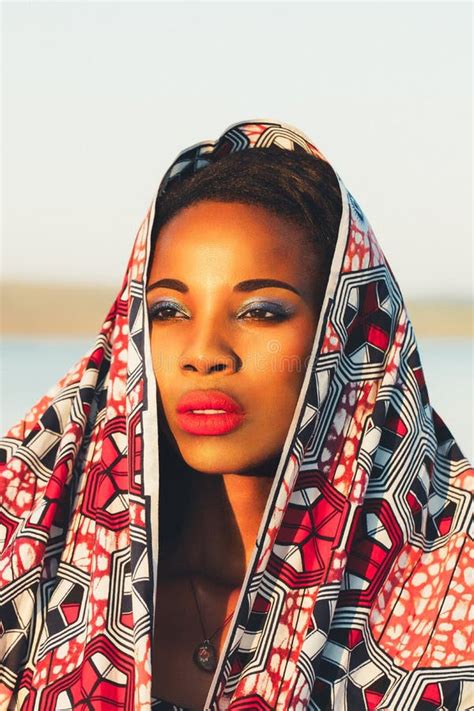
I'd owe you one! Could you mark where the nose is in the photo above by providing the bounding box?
[179,321,241,376]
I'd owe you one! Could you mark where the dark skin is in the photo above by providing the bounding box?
[146,201,325,709]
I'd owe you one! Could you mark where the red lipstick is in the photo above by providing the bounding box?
[176,389,245,436]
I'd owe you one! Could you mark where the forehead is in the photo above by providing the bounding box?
[148,201,318,286]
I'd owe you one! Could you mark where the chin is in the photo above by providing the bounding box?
[178,446,247,475]
[177,441,281,478]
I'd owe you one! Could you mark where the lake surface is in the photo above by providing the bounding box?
[1,336,472,462]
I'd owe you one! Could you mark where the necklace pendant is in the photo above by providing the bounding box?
[193,639,217,673]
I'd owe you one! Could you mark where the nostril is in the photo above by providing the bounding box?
[179,353,241,374]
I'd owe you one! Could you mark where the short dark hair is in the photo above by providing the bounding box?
[151,146,342,274]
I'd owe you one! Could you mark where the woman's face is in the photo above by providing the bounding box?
[147,201,325,476]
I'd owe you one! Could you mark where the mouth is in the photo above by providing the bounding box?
[176,390,246,436]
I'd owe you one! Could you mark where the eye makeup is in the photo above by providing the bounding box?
[147,297,296,322]
[148,299,190,320]
[235,299,295,320]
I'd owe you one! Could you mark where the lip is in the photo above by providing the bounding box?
[176,389,246,436]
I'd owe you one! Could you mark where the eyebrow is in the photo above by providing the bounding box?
[146,278,301,297]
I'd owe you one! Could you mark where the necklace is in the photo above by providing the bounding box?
[188,574,236,673]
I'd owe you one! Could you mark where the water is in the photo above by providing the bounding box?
[1,336,472,461]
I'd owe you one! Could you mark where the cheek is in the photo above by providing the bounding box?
[251,324,315,380]
[149,329,180,384]
[149,335,176,415]
[248,328,315,418]
[150,331,169,372]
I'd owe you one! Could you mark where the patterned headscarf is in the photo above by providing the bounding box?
[1,121,472,710]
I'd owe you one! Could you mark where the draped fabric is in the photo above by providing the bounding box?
[1,121,472,711]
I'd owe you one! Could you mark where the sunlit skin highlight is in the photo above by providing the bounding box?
[147,201,325,708]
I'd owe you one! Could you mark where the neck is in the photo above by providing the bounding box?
[160,468,275,587]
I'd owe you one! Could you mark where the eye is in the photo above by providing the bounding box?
[148,301,189,321]
[237,302,292,322]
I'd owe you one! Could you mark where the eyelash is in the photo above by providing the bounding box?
[148,300,292,323]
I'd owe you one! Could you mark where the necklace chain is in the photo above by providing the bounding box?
[188,574,235,643]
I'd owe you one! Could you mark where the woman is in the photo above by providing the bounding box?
[0,120,472,711]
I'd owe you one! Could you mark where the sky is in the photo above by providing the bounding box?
[2,1,472,299]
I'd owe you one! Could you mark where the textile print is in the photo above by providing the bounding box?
[0,121,472,710]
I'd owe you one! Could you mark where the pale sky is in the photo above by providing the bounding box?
[2,1,472,299]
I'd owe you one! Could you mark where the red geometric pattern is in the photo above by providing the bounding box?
[342,498,404,606]
[29,636,135,711]
[1,121,472,710]
[269,470,348,589]
[82,418,129,531]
